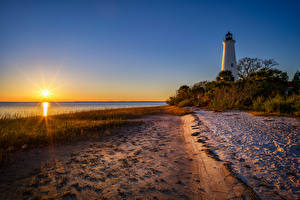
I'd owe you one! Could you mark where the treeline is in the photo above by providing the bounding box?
[167,57,300,116]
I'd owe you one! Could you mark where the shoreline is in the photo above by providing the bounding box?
[0,101,166,104]
[0,102,167,119]
[0,106,191,164]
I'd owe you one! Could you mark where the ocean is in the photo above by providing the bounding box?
[0,101,166,118]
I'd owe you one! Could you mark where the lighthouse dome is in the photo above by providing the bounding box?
[225,32,233,40]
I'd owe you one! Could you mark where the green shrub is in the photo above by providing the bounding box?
[262,96,294,114]
[252,96,265,111]
[167,65,299,116]
[177,99,193,107]
[166,96,176,105]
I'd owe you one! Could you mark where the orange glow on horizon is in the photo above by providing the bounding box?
[0,65,170,102]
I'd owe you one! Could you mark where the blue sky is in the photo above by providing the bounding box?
[0,0,299,101]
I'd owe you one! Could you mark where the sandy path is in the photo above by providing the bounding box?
[181,114,256,200]
[0,114,254,200]
[0,115,195,200]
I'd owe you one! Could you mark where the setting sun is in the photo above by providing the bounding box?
[42,90,50,97]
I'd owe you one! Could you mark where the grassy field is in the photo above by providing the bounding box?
[0,106,192,163]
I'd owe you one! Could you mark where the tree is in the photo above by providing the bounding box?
[194,81,208,88]
[293,70,300,82]
[176,85,190,99]
[249,68,288,82]
[292,70,300,93]
[190,85,205,102]
[191,85,205,96]
[237,57,278,79]
[216,70,234,82]
[248,68,288,97]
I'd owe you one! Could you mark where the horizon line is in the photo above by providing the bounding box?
[0,100,167,103]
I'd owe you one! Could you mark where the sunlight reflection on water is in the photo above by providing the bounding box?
[42,102,48,117]
[0,102,166,118]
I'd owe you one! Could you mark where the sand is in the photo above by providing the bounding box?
[0,114,254,200]
[193,110,299,199]
[182,114,256,200]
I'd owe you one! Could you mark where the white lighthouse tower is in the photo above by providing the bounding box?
[221,32,238,80]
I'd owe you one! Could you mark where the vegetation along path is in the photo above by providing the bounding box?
[0,114,255,200]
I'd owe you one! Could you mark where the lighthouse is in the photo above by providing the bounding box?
[221,32,238,80]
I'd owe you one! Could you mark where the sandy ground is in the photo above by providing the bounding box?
[181,114,256,200]
[0,114,254,200]
[193,110,300,199]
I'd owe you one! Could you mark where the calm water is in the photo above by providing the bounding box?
[0,102,166,118]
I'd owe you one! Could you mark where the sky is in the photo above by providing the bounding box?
[0,0,299,102]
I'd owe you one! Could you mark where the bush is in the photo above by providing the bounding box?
[166,96,176,105]
[167,64,300,116]
[261,96,294,114]
[177,99,193,107]
[252,96,265,111]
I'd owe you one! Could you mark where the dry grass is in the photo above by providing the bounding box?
[248,111,300,119]
[163,106,193,116]
[0,106,192,163]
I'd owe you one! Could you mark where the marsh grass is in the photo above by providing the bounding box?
[0,106,191,163]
